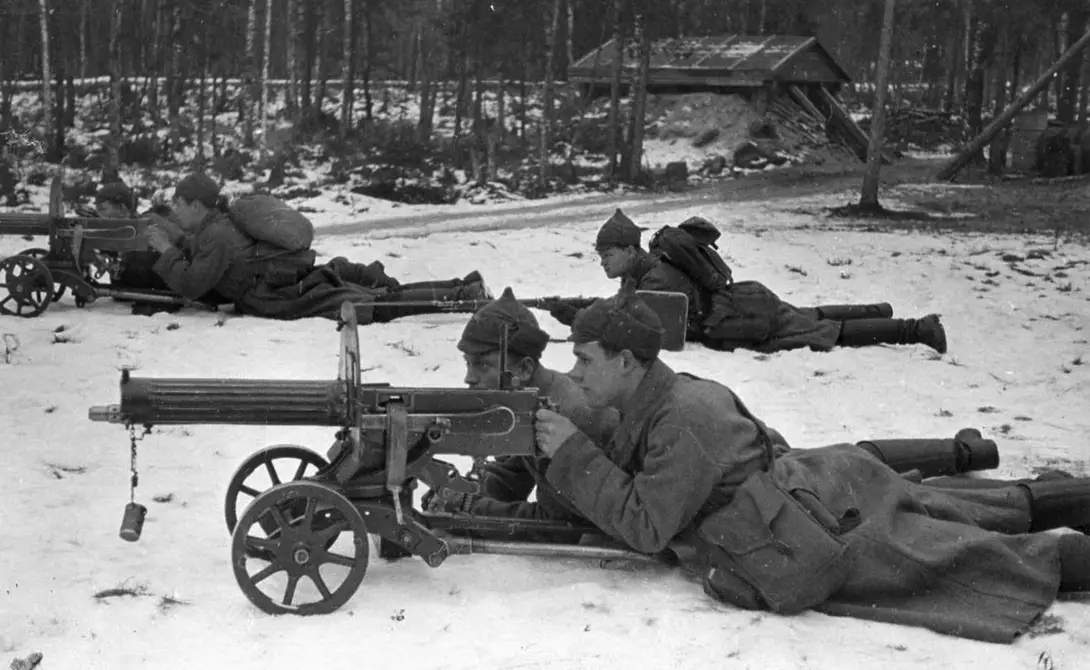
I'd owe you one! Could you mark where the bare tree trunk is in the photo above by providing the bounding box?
[943,14,961,111]
[195,56,208,169]
[107,0,123,176]
[167,3,184,156]
[149,0,164,121]
[1059,8,1087,123]
[79,0,88,82]
[341,0,356,137]
[989,28,1009,174]
[38,0,55,160]
[1080,39,1090,126]
[416,21,435,141]
[540,0,562,186]
[566,0,575,72]
[859,0,895,211]
[497,67,507,141]
[286,0,299,118]
[626,11,651,183]
[211,75,222,158]
[362,0,374,121]
[242,0,258,146]
[261,0,273,156]
[606,0,628,179]
[315,0,332,113]
[302,1,314,108]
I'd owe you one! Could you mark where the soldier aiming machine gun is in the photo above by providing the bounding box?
[88,301,1001,616]
[88,302,663,616]
[0,176,207,317]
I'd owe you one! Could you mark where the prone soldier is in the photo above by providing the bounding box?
[530,290,1090,642]
[551,209,947,355]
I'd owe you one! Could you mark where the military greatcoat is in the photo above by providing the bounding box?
[544,360,1060,643]
[153,210,392,321]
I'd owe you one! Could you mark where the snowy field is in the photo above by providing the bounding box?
[1,184,1089,669]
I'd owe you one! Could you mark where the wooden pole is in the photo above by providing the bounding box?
[859,0,896,210]
[937,27,1090,181]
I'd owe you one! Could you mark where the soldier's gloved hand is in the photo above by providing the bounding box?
[424,486,479,514]
[549,301,581,326]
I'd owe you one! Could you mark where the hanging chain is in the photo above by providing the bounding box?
[127,423,152,503]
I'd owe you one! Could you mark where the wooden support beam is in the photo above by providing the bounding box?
[938,27,1090,181]
[787,84,827,123]
[817,86,892,164]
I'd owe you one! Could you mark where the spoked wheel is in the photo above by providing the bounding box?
[16,248,66,302]
[224,445,330,533]
[231,481,369,615]
[0,255,54,317]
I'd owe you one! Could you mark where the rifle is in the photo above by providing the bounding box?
[361,295,596,314]
[372,291,689,352]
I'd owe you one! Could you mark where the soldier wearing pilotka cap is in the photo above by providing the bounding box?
[530,289,1090,642]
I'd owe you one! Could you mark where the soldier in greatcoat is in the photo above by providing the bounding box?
[144,172,492,322]
[552,209,947,354]
[531,290,1090,643]
[427,289,1048,530]
[423,287,617,539]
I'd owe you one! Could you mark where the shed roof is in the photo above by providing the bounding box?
[569,35,851,87]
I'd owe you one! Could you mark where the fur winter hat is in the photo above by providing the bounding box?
[595,209,642,250]
[569,286,663,361]
[458,287,551,360]
[174,172,221,208]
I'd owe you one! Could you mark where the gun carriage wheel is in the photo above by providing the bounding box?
[0,255,54,317]
[224,444,330,534]
[16,248,67,302]
[231,481,369,615]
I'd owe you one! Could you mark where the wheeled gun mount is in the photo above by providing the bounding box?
[0,176,208,317]
[87,300,667,616]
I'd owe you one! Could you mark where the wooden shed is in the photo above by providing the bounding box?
[569,35,878,162]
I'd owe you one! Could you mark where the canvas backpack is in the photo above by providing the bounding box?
[649,219,782,346]
[648,222,733,295]
[229,194,315,252]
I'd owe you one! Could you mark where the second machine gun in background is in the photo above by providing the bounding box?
[0,176,209,317]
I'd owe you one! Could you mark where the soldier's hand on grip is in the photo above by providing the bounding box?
[534,408,580,457]
[423,485,478,514]
[549,301,582,327]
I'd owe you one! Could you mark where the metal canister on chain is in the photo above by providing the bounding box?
[119,502,147,542]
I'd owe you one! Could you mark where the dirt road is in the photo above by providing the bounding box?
[320,161,897,238]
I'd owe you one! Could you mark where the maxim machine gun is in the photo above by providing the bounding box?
[88,302,662,615]
[0,176,203,317]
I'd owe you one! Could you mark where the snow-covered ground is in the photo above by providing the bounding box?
[1,186,1089,669]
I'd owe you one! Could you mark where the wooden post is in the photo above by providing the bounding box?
[787,84,827,123]
[817,86,892,164]
[938,27,1090,181]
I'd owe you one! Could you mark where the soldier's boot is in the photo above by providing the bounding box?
[1021,478,1090,533]
[811,303,894,320]
[398,270,485,291]
[855,427,1000,479]
[836,314,947,354]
